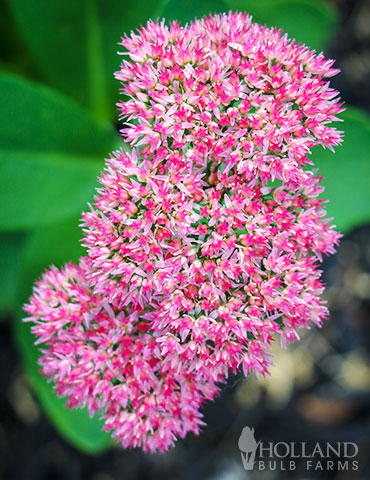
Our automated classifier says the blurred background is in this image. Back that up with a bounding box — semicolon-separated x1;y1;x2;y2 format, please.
0;0;369;478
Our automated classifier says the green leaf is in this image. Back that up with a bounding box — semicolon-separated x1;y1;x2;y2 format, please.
15;216;84;312
18;216;84;275
160;0;228;24
0;232;27;313
0;72;119;155
14;218;112;454
0;72;121;232
311;107;370;233
226;0;338;51
0;151;101;230
27;370;111;454
8;0;164;121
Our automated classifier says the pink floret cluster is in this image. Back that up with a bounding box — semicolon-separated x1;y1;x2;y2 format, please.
25;258;220;452
25;12;343;452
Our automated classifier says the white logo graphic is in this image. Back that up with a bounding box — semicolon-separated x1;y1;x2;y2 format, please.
238;426;259;470
238;425;359;472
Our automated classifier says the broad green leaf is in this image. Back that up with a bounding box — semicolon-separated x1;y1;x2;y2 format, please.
17;216;84;276
161;0;228;24
0;151;101;230
311;107;370;233
9;0;164;121
14;218;112;454
226;0;338;51
26;371;111;454
0;232;27;313
0;72;119;155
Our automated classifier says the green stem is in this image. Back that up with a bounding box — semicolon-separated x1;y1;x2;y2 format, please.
85;0;109;121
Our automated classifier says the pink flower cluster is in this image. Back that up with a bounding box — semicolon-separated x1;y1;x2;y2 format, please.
25;12;343;452
25;259;220;452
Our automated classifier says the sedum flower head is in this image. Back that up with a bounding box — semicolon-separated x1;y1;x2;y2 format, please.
26;12;344;452
24;258;220;452
82;12;342;379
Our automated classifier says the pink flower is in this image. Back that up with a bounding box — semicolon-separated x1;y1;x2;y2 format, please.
82;12;342;382
26;12;344;452
24;258;220;452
